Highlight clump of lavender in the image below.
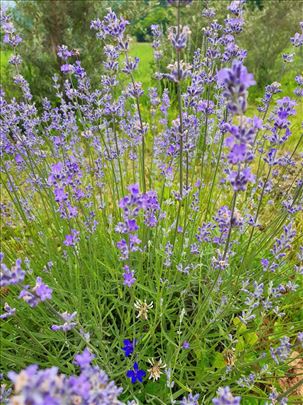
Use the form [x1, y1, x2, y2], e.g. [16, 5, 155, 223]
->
[116, 184, 160, 282]
[0, 2, 302, 404]
[8, 360, 124, 404]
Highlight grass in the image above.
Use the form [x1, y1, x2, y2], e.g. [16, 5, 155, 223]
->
[129, 41, 154, 89]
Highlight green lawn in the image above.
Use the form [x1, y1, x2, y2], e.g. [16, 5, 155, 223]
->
[129, 41, 154, 90]
[0, 49, 11, 78]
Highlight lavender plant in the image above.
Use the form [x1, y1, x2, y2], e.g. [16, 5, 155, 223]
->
[1, 1, 302, 404]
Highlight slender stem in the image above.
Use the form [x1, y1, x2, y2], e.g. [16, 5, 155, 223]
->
[204, 118, 225, 221]
[223, 190, 237, 259]
[176, 1, 183, 198]
[200, 85, 210, 181]
[241, 160, 273, 266]
[125, 52, 146, 193]
[113, 117, 125, 196]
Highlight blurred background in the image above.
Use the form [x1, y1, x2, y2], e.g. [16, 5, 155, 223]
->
[1, 0, 303, 104]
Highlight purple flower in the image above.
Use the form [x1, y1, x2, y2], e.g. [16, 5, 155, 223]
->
[128, 183, 140, 196]
[291, 23, 303, 47]
[127, 218, 139, 232]
[57, 45, 74, 60]
[212, 386, 241, 405]
[8, 363, 123, 403]
[0, 256, 25, 287]
[64, 229, 80, 247]
[229, 167, 255, 191]
[48, 162, 65, 185]
[0, 302, 16, 319]
[117, 239, 129, 260]
[51, 311, 77, 332]
[217, 60, 255, 114]
[217, 62, 255, 89]
[74, 348, 95, 369]
[182, 341, 190, 349]
[297, 332, 303, 348]
[33, 277, 53, 301]
[168, 25, 191, 50]
[180, 393, 200, 404]
[123, 265, 136, 287]
[282, 53, 294, 63]
[270, 337, 291, 364]
[1, 13, 22, 48]
[228, 143, 247, 164]
[261, 258, 269, 270]
[122, 57, 140, 74]
[19, 286, 37, 307]
[268, 389, 288, 405]
[151, 24, 162, 38]
[228, 0, 245, 16]
[225, 17, 244, 33]
[54, 187, 68, 203]
[60, 63, 74, 74]
[19, 277, 52, 307]
[116, 186, 160, 264]
[126, 362, 146, 384]
[8, 54, 22, 66]
[122, 339, 136, 357]
[91, 9, 129, 40]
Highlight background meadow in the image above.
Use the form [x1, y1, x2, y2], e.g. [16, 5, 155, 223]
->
[0, 0, 303, 404]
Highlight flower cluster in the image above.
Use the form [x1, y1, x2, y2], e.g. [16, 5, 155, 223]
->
[51, 311, 77, 332]
[48, 160, 83, 221]
[0, 303, 16, 320]
[91, 9, 129, 40]
[0, 11, 22, 47]
[0, 255, 25, 287]
[290, 21, 303, 47]
[19, 277, 52, 307]
[151, 24, 163, 60]
[270, 337, 291, 365]
[0, 254, 51, 312]
[8, 356, 123, 404]
[225, 118, 261, 191]
[168, 25, 191, 51]
[116, 184, 160, 263]
[217, 60, 255, 115]
[1, 1, 302, 404]
[212, 386, 241, 405]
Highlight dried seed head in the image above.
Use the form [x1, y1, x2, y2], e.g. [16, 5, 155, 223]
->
[134, 299, 153, 320]
[147, 358, 166, 381]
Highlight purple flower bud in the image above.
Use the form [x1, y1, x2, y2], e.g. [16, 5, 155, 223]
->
[74, 348, 95, 369]
[123, 265, 136, 287]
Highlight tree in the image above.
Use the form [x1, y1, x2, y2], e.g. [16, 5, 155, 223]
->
[238, 0, 303, 88]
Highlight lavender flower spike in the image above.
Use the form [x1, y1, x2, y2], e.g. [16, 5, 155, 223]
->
[212, 386, 241, 405]
[217, 60, 255, 114]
